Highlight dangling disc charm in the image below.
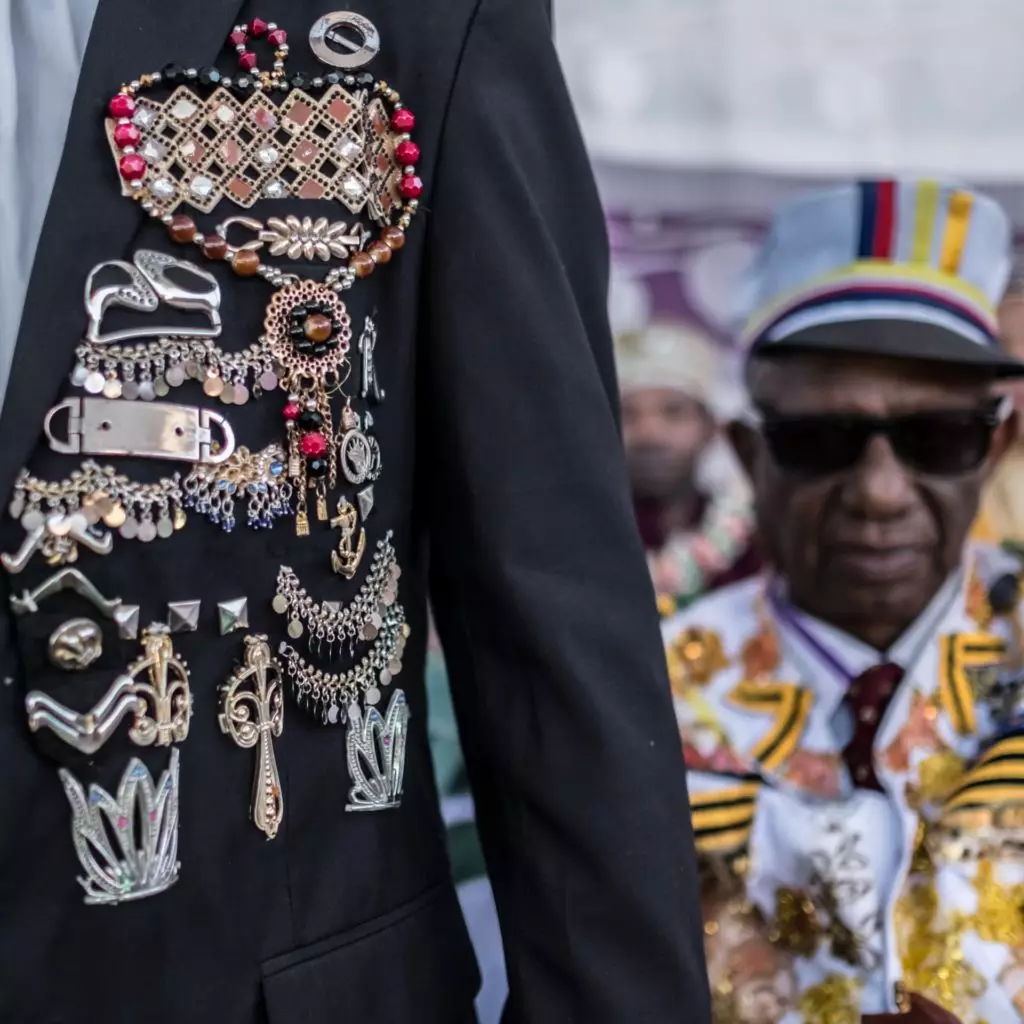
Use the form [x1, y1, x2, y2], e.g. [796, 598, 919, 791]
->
[309, 12, 380, 69]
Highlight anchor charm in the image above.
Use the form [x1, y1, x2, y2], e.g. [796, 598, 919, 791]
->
[330, 498, 366, 579]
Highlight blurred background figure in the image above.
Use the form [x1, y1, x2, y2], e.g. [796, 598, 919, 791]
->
[617, 321, 759, 615]
[977, 270, 1024, 548]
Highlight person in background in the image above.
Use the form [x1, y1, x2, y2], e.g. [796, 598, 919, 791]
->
[666, 179, 1024, 1023]
[976, 269, 1024, 546]
[617, 322, 759, 617]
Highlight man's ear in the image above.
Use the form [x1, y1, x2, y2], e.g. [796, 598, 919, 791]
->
[727, 420, 760, 482]
[986, 408, 1018, 475]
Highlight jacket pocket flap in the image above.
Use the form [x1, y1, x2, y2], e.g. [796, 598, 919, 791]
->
[261, 882, 480, 1023]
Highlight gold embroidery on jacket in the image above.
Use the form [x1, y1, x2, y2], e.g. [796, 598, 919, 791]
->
[796, 975, 860, 1024]
[690, 782, 760, 856]
[727, 681, 813, 773]
[937, 632, 1004, 735]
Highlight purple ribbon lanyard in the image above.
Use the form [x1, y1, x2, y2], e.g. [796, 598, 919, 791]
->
[767, 582, 855, 686]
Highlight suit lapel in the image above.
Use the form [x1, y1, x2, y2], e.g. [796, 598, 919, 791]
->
[0, 0, 245, 498]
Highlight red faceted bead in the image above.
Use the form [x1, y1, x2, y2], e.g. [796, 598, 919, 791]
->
[108, 93, 136, 119]
[399, 174, 423, 199]
[119, 153, 147, 180]
[249, 17, 268, 36]
[299, 432, 328, 458]
[395, 140, 420, 165]
[268, 27, 287, 46]
[391, 108, 415, 132]
[113, 122, 141, 148]
[229, 27, 248, 46]
[282, 402, 301, 421]
[239, 51, 258, 71]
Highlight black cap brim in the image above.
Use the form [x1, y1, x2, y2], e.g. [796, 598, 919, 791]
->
[755, 319, 1024, 378]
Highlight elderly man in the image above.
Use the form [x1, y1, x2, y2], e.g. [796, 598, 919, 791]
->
[666, 179, 1024, 1023]
[617, 322, 758, 615]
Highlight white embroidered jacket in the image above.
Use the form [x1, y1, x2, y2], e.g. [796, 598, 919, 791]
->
[664, 548, 1024, 1024]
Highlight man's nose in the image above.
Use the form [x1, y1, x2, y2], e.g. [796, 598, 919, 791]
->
[842, 434, 917, 518]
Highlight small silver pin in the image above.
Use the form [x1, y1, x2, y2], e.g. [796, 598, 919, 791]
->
[26, 676, 143, 754]
[358, 317, 384, 403]
[10, 567, 121, 618]
[167, 601, 201, 634]
[356, 486, 374, 519]
[1, 514, 112, 575]
[217, 598, 249, 636]
[114, 604, 141, 640]
[309, 11, 381, 69]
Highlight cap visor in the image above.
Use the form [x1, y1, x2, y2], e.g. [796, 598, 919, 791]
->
[757, 319, 1024, 378]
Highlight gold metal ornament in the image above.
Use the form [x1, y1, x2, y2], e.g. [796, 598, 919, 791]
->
[124, 624, 193, 746]
[219, 635, 285, 839]
[48, 618, 103, 671]
[330, 498, 366, 578]
[667, 626, 729, 691]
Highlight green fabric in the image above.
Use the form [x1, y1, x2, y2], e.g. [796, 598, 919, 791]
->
[425, 649, 488, 882]
[426, 649, 465, 796]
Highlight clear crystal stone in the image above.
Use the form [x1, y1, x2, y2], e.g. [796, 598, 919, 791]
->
[264, 179, 287, 199]
[140, 139, 167, 162]
[151, 177, 176, 199]
[132, 107, 157, 129]
[189, 175, 214, 199]
[169, 97, 198, 120]
[214, 105, 235, 123]
[256, 145, 279, 166]
[337, 137, 361, 161]
[342, 176, 364, 197]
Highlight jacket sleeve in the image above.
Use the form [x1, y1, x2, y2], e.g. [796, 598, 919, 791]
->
[422, 0, 711, 1018]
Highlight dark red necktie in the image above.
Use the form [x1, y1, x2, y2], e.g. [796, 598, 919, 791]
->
[842, 662, 904, 791]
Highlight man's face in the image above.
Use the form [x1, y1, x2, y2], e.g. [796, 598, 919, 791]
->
[733, 353, 1013, 644]
[622, 387, 713, 500]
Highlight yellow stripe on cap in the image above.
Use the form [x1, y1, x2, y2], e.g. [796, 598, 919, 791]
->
[911, 180, 941, 263]
[741, 259, 997, 348]
[939, 191, 975, 276]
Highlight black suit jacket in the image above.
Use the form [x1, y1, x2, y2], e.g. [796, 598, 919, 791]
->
[0, 1, 710, 1021]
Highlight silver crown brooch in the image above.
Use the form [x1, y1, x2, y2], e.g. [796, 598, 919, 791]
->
[346, 689, 409, 812]
[58, 749, 181, 905]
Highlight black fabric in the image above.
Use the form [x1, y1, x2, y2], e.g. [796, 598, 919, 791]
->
[757, 317, 1024, 377]
[0, 0, 710, 1022]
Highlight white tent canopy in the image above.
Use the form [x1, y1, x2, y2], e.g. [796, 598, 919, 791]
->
[557, 0, 1024, 182]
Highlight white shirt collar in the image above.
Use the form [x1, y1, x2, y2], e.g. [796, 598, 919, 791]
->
[771, 568, 965, 688]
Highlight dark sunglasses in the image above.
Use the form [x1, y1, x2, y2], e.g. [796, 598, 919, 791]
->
[752, 397, 1011, 478]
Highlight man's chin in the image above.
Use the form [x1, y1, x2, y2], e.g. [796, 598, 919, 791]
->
[815, 557, 942, 626]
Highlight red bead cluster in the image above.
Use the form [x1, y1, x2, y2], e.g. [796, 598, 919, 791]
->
[229, 17, 288, 79]
[392, 107, 423, 200]
[109, 93, 147, 182]
[283, 400, 329, 477]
